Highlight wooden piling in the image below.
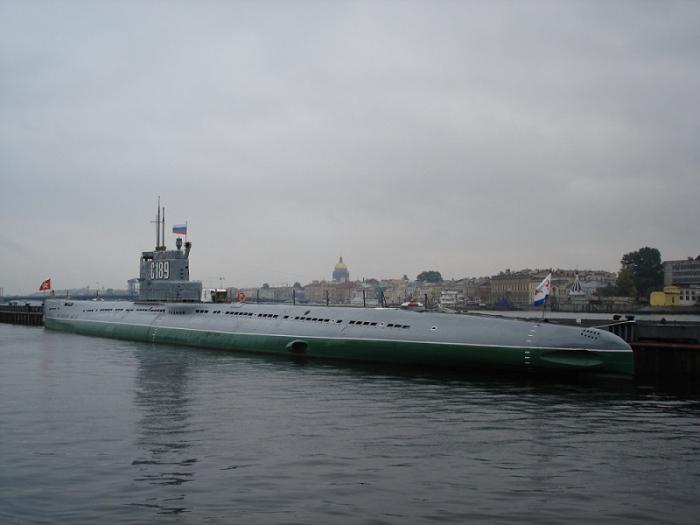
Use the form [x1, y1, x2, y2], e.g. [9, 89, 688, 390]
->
[0, 305, 44, 326]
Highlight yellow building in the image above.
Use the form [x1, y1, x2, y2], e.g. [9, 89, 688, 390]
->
[650, 286, 681, 307]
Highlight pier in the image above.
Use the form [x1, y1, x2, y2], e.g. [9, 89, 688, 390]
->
[607, 320, 700, 382]
[0, 304, 44, 326]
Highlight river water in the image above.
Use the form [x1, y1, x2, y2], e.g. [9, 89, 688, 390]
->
[1, 324, 699, 524]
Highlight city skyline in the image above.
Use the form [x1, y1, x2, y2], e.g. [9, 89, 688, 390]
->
[2, 2, 699, 295]
[2, 256, 621, 297]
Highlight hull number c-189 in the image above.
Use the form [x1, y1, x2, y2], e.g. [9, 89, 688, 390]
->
[150, 261, 170, 280]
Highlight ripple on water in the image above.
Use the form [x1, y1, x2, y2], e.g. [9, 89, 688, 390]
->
[1, 325, 700, 524]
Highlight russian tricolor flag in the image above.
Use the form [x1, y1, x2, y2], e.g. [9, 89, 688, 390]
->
[533, 273, 552, 306]
[172, 224, 187, 235]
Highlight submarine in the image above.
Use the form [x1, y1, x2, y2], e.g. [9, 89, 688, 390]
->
[44, 203, 634, 376]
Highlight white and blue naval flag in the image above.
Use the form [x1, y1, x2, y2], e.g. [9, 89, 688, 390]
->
[533, 273, 552, 306]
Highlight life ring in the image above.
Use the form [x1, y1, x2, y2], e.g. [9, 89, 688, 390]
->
[236, 291, 246, 303]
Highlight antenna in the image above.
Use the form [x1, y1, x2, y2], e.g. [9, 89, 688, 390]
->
[162, 206, 165, 250]
[156, 197, 161, 248]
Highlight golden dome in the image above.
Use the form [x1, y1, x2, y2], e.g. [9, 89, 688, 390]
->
[334, 256, 347, 270]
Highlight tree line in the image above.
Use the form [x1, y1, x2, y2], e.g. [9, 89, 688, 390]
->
[598, 246, 664, 299]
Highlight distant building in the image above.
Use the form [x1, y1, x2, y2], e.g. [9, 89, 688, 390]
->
[490, 269, 547, 307]
[332, 257, 350, 283]
[350, 285, 381, 307]
[490, 268, 614, 307]
[550, 270, 616, 304]
[304, 280, 355, 304]
[660, 256, 700, 306]
[650, 286, 682, 307]
[651, 285, 699, 307]
[463, 278, 491, 305]
[236, 286, 296, 303]
[568, 274, 585, 296]
[439, 290, 464, 309]
[664, 257, 700, 287]
[379, 279, 412, 305]
[412, 282, 443, 306]
[679, 287, 699, 306]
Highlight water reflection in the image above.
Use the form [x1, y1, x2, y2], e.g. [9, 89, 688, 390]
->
[124, 342, 700, 522]
[131, 345, 198, 515]
[4, 325, 700, 524]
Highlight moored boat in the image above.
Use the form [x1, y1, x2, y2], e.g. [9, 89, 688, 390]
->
[44, 203, 634, 376]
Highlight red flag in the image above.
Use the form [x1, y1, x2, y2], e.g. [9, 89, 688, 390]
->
[39, 278, 51, 291]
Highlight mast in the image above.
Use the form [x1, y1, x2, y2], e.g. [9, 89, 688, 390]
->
[162, 206, 165, 250]
[156, 196, 161, 249]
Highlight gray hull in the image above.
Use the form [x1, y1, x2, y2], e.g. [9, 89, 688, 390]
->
[44, 299, 634, 376]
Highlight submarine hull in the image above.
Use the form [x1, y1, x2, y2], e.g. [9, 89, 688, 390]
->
[44, 300, 634, 376]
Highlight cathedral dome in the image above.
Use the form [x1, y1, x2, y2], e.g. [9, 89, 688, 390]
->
[332, 256, 350, 282]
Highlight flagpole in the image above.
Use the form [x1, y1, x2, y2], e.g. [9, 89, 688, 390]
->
[535, 272, 551, 321]
[541, 270, 552, 321]
[541, 295, 547, 320]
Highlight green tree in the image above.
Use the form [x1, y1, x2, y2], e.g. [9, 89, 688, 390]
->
[596, 284, 618, 297]
[417, 271, 443, 283]
[618, 246, 663, 299]
[615, 267, 637, 297]
[261, 282, 270, 289]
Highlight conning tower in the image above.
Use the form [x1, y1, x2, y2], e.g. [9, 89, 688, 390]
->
[138, 199, 202, 302]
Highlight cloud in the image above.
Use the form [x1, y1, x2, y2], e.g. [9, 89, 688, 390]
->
[1, 1, 699, 293]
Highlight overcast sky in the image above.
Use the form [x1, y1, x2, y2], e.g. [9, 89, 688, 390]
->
[1, 1, 699, 294]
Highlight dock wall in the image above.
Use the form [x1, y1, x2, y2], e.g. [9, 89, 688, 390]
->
[0, 305, 44, 326]
[608, 320, 700, 381]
